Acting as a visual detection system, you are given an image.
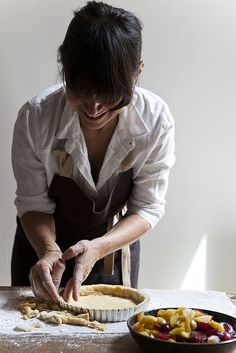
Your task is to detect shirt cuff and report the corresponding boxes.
[126,204,165,228]
[14,193,56,217]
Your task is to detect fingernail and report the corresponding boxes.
[73,293,79,301]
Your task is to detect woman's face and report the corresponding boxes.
[67,91,123,131]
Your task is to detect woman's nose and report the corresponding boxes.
[84,101,105,116]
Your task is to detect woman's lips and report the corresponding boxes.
[83,110,108,122]
[89,111,107,119]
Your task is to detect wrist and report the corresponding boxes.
[90,238,106,260]
[39,248,62,259]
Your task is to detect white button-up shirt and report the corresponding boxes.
[12,84,175,228]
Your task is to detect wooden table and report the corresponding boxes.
[0,287,236,353]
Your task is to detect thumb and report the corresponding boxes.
[62,242,85,261]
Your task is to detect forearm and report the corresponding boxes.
[20,211,60,258]
[94,214,150,259]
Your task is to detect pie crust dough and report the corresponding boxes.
[59,284,149,322]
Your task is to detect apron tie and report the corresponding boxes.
[104,211,131,287]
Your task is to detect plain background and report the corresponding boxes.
[0,0,235,292]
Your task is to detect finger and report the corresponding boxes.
[72,262,84,301]
[62,278,73,302]
[62,242,85,261]
[51,258,65,290]
[29,270,51,301]
[72,278,82,301]
[41,268,61,302]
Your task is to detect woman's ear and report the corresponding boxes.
[134,61,144,85]
[138,60,144,75]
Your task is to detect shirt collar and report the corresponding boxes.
[54,98,79,140]
[118,87,150,137]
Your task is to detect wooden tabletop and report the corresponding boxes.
[0,287,235,353]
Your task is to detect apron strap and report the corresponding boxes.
[121,245,131,287]
[120,152,132,287]
[103,219,115,275]
[104,212,131,287]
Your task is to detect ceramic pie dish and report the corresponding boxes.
[59,284,149,322]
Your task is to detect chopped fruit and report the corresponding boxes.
[190,331,207,343]
[140,315,157,329]
[156,333,172,340]
[222,322,234,333]
[137,311,144,322]
[208,335,220,343]
[223,331,233,341]
[132,308,236,344]
[155,317,167,325]
[195,315,212,323]
[160,323,171,332]
[197,322,212,332]
[210,321,224,331]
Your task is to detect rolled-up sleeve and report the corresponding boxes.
[12,103,55,217]
[127,105,175,228]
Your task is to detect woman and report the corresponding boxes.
[11,1,175,302]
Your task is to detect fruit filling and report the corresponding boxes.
[132,308,236,343]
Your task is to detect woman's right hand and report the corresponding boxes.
[29,250,65,302]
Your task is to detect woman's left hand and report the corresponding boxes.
[62,239,102,302]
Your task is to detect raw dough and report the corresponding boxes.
[68,294,137,310]
[59,284,149,322]
[65,284,144,310]
[14,321,43,332]
[18,296,106,331]
[39,310,106,330]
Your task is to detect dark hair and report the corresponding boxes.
[58,1,143,108]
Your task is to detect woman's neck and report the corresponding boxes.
[80,114,119,138]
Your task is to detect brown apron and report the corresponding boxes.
[11,167,140,288]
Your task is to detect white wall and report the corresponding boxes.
[0,0,235,292]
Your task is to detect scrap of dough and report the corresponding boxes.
[14,322,43,332]
[39,310,106,331]
[18,296,106,331]
[20,305,40,320]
